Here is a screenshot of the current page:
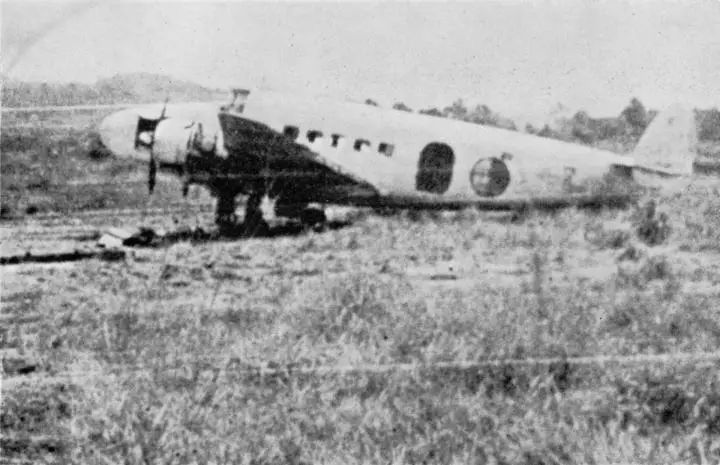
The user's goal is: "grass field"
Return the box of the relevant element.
[2,110,720,464]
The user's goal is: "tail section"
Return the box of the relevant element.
[631,104,697,184]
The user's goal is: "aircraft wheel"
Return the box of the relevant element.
[300,208,327,231]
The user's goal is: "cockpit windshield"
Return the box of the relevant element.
[221,88,251,114]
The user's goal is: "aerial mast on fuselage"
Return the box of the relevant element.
[221,88,251,114]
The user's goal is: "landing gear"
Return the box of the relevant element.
[214,191,268,236]
[214,192,326,236]
[299,207,327,231]
[215,193,239,232]
[273,199,327,231]
[243,192,269,236]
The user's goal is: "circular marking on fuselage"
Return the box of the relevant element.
[469,157,511,197]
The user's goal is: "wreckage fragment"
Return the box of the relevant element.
[96,225,213,249]
[0,248,126,265]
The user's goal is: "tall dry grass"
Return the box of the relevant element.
[4,179,720,464]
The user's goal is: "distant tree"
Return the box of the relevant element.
[525,123,537,135]
[572,126,595,145]
[570,110,595,145]
[537,124,556,139]
[3,74,228,107]
[595,118,625,140]
[393,102,413,112]
[468,104,498,126]
[365,98,379,106]
[419,107,444,117]
[621,97,648,135]
[496,119,518,131]
[572,110,590,125]
[443,99,468,120]
[39,83,50,106]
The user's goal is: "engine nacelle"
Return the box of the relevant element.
[150,119,197,166]
[136,118,222,162]
[98,105,232,196]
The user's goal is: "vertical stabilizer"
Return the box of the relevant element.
[632,103,697,179]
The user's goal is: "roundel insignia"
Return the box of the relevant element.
[469,157,511,197]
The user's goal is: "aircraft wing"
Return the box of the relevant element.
[217,111,379,200]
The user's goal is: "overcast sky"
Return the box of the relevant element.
[2,0,719,120]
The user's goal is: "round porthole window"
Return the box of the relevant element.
[469,157,511,197]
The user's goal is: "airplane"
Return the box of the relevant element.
[10,87,700,234]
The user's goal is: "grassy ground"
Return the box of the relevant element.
[3,189,720,464]
[2,112,720,464]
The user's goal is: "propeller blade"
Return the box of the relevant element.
[159,97,169,119]
[182,170,190,197]
[148,154,157,195]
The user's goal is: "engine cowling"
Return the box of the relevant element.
[98,105,233,196]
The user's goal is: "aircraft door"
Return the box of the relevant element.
[416,142,455,194]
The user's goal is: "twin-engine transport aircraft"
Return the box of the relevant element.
[95,88,696,232]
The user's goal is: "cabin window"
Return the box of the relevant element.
[378,142,395,157]
[469,157,511,197]
[307,130,323,143]
[331,134,344,147]
[416,142,455,194]
[354,139,371,151]
[283,125,300,140]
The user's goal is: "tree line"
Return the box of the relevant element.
[367,97,720,144]
[2,73,226,108]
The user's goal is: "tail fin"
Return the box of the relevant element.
[631,103,697,182]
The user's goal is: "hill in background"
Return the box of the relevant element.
[2,72,229,107]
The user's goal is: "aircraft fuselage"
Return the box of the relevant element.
[97,88,695,222]
[218,90,639,209]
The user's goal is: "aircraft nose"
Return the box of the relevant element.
[97,107,199,168]
[96,108,152,162]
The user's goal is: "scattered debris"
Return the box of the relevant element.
[96,225,212,249]
[96,227,137,248]
[1,224,214,266]
[0,248,126,266]
[1,349,39,376]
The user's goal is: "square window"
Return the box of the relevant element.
[307,130,323,143]
[283,126,299,140]
[379,142,395,157]
[354,139,371,151]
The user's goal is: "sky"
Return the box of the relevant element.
[2,0,720,122]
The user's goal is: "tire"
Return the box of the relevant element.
[300,208,327,230]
